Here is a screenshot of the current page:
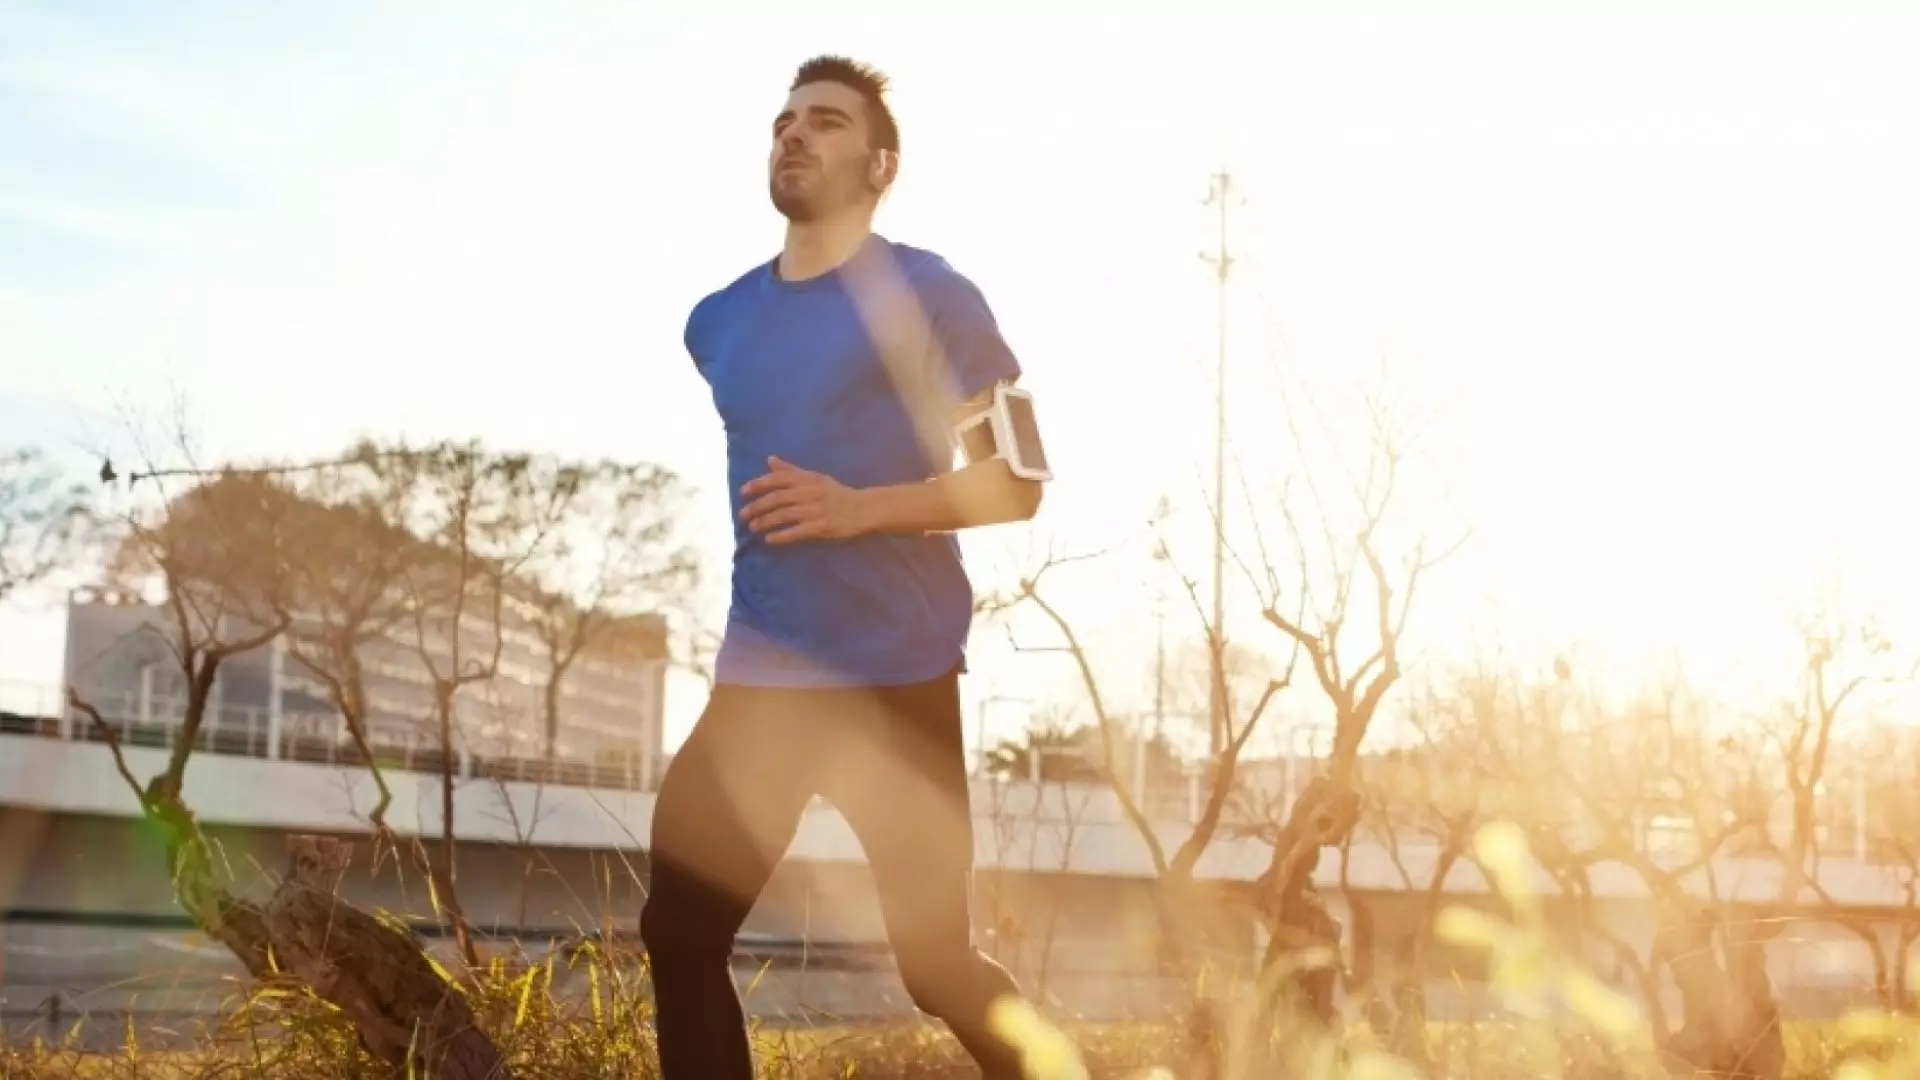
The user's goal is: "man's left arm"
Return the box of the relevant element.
[740,384,1045,544]
[854,382,1044,534]
[739,264,1046,544]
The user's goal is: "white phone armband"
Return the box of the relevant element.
[953,382,1052,482]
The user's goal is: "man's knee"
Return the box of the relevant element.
[897,943,1017,1016]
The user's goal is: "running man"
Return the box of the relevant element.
[638,55,1058,1079]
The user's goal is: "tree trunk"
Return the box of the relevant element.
[542,670,564,762]
[1344,891,1386,1036]
[1897,924,1920,1014]
[268,837,512,1080]
[1654,903,1783,1080]
[1253,777,1362,1027]
[431,682,481,969]
[138,786,277,978]
[143,790,513,1079]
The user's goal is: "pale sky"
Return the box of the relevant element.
[3,2,1917,756]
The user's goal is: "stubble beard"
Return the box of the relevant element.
[771,158,875,224]
[770,180,818,223]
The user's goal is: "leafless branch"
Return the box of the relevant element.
[0,447,97,604]
[66,689,141,797]
[1016,576,1173,879]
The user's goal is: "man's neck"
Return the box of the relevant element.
[778,211,875,282]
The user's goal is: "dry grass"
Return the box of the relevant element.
[0,990,1910,1079]
[0,1011,1898,1079]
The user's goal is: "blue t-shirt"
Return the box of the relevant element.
[685,234,1023,688]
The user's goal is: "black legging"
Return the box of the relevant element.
[638,666,1028,1079]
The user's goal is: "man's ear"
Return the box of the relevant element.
[869,149,897,191]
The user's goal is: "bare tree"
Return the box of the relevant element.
[79,466,295,969]
[1003,545,1291,917]
[1518,656,1789,1080]
[484,770,555,933]
[1003,554,1294,1080]
[0,446,94,602]
[1392,650,1743,1054]
[523,457,697,762]
[973,725,1103,1011]
[989,373,1465,1076]
[1391,654,1675,1040]
[163,441,693,974]
[978,712,1097,969]
[1022,764,1099,1007]
[1241,384,1469,1029]
[1566,607,1915,1076]
[382,441,574,968]
[1758,605,1917,1022]
[1772,607,1915,908]
[1336,664,1500,1067]
[977,765,1026,964]
[1860,732,1920,1012]
[266,448,424,836]
[69,454,513,1080]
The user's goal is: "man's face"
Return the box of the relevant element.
[769,80,882,223]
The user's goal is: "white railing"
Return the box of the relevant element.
[0,678,659,794]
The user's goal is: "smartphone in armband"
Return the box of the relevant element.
[953,382,1052,482]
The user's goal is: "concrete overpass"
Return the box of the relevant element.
[2,725,1914,1043]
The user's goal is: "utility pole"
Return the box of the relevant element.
[1200,170,1235,761]
[1149,521,1172,809]
[1140,571,1167,805]
[1154,595,1167,749]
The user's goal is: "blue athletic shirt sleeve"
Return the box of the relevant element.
[918,260,1023,403]
[684,291,719,378]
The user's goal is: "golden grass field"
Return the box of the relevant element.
[1,1013,1908,1079]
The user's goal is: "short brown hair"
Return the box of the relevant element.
[791,55,899,155]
